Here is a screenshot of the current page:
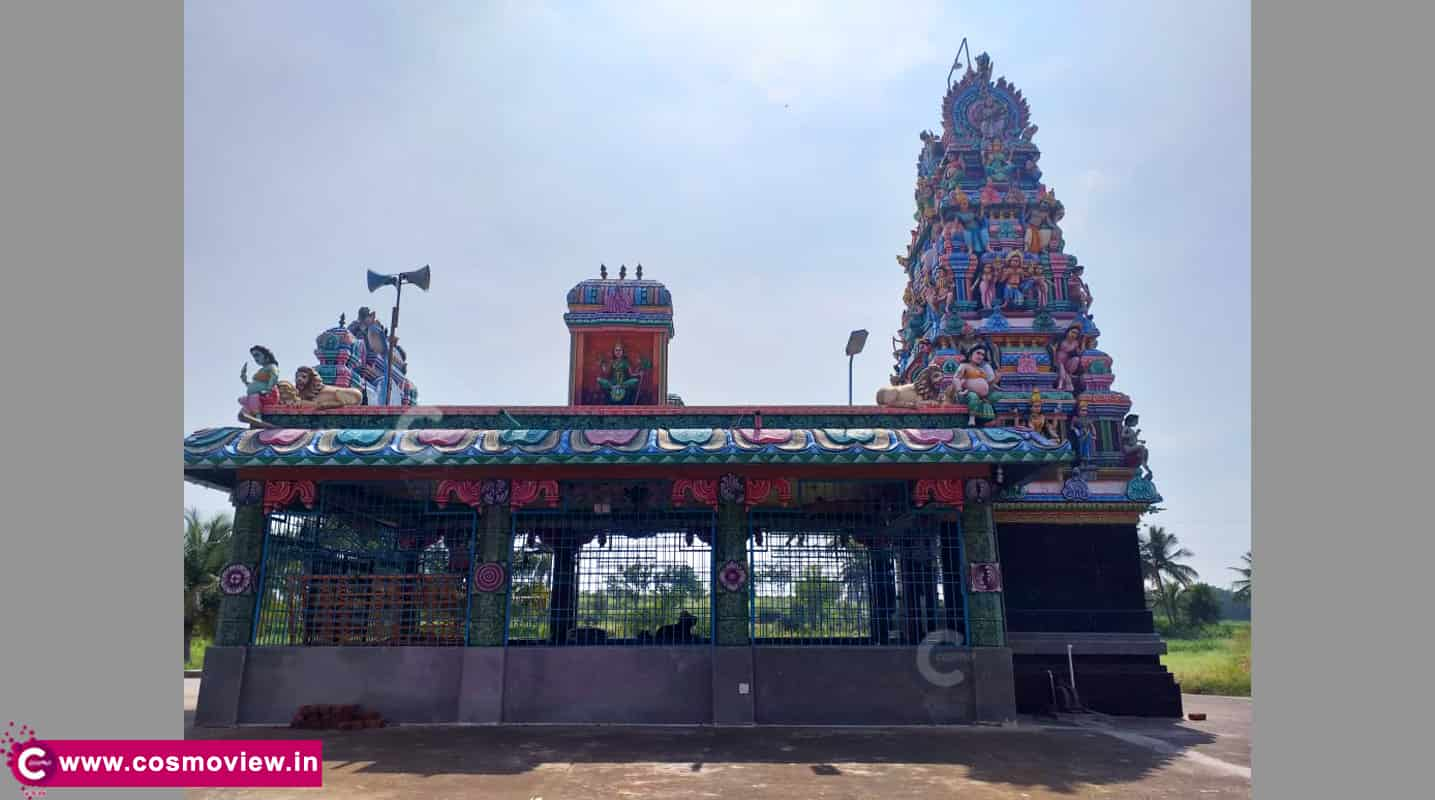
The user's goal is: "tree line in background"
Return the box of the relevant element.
[1140,524,1251,633]
[184,507,233,663]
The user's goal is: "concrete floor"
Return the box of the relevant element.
[183,678,1250,799]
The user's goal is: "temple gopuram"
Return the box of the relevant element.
[186,52,1180,727]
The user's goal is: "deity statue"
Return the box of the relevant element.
[1052,321,1086,391]
[596,341,648,405]
[915,177,935,219]
[941,157,965,192]
[1027,388,1059,439]
[998,250,1028,309]
[951,344,1000,427]
[892,334,911,374]
[1021,257,1050,308]
[983,140,1013,183]
[1025,191,1058,253]
[952,191,989,255]
[939,319,983,355]
[237,345,280,426]
[973,91,1007,139]
[941,220,961,253]
[933,265,955,306]
[980,178,1002,206]
[1066,264,1092,313]
[1121,414,1153,480]
[921,279,948,344]
[969,254,998,309]
[1068,410,1095,466]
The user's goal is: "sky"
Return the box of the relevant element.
[184,0,1251,586]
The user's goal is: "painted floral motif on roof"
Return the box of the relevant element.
[183,426,1071,468]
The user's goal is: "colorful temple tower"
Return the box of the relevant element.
[186,50,1180,728]
[564,264,675,406]
[887,50,1156,500]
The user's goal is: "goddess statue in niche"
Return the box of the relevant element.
[596,341,648,405]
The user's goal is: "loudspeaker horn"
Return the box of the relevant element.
[401,264,431,291]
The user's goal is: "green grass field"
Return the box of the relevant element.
[1160,621,1251,697]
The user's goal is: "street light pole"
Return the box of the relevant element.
[849,354,855,406]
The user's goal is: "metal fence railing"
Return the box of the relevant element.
[749,488,967,647]
[252,484,476,646]
[507,509,715,646]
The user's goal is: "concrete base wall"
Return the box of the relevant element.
[237,647,465,724]
[502,647,712,724]
[752,647,1013,725]
[197,645,1016,726]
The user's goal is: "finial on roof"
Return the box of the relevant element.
[619,264,627,280]
[636,263,643,280]
[600,263,608,279]
[339,312,346,328]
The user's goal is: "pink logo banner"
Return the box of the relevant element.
[7,739,323,790]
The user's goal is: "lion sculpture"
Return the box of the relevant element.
[276,366,367,410]
[875,368,948,409]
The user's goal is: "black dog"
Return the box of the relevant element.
[638,611,698,644]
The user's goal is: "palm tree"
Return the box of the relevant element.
[184,507,233,664]
[1230,550,1251,604]
[1139,525,1198,626]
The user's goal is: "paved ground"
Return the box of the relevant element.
[183,679,1249,799]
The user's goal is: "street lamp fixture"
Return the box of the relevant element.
[846,329,868,406]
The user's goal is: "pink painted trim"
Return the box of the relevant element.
[295,404,974,417]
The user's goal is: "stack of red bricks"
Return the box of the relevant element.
[289,704,386,730]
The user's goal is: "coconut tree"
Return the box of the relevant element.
[1139,525,1198,626]
[184,507,233,664]
[1230,550,1252,604]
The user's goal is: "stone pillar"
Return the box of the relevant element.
[961,487,1007,647]
[470,503,511,646]
[713,501,750,645]
[214,483,267,647]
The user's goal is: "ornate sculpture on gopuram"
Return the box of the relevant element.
[876,50,1153,483]
[234,308,421,427]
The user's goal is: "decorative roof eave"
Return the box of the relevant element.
[183,426,1071,470]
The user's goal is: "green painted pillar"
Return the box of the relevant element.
[713,501,750,645]
[470,503,511,646]
[215,500,266,647]
[961,498,1007,647]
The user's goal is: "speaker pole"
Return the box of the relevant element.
[383,279,402,406]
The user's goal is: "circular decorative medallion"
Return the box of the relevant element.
[219,563,253,595]
[474,562,507,593]
[718,560,748,593]
[718,473,745,505]
[231,480,264,508]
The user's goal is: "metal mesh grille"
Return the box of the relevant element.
[253,484,476,646]
[749,483,966,646]
[508,509,714,646]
